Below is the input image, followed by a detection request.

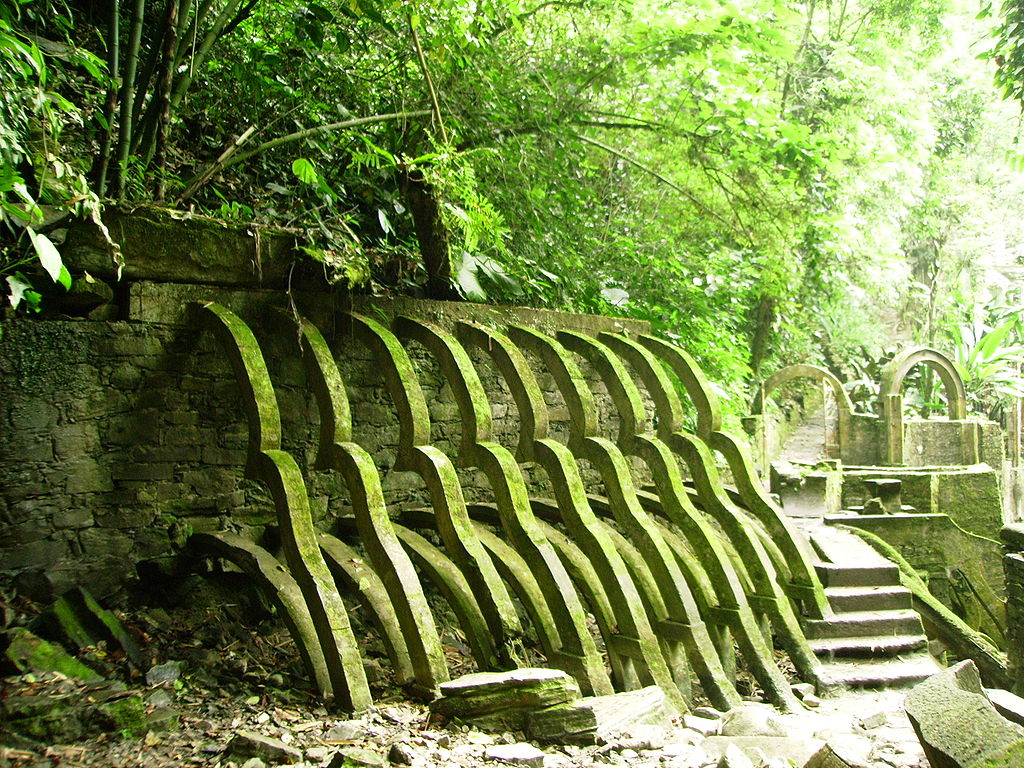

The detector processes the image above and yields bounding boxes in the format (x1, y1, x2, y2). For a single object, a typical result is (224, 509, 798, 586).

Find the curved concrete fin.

(323, 442, 450, 692)
(470, 523, 564, 664)
(194, 301, 281, 476)
(189, 532, 332, 699)
(345, 313, 522, 650)
(397, 319, 612, 696)
(668, 433, 823, 688)
(634, 334, 723, 438)
(582, 437, 736, 707)
(557, 331, 646, 446)
(344, 313, 430, 469)
(300, 318, 449, 692)
(299, 318, 353, 464)
(507, 328, 734, 708)
(456, 321, 549, 461)
(194, 302, 370, 711)
(600, 524, 692, 703)
(528, 517, 633, 687)
(392, 522, 499, 670)
(598, 333, 687, 439)
(394, 316, 492, 461)
(407, 445, 523, 645)
(709, 431, 830, 619)
(461, 323, 684, 709)
(505, 325, 598, 446)
(529, 439, 685, 710)
(257, 449, 373, 712)
(318, 533, 415, 687)
(558, 329, 797, 704)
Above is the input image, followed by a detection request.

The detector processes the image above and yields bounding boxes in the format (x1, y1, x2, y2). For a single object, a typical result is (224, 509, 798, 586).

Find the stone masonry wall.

(0, 283, 655, 602)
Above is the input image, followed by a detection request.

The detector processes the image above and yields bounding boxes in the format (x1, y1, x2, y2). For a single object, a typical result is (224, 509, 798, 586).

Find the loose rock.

(484, 743, 546, 768)
(228, 730, 303, 764)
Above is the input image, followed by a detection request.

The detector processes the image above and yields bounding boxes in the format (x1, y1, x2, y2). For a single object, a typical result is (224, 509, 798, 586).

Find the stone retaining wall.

(0, 284, 653, 602)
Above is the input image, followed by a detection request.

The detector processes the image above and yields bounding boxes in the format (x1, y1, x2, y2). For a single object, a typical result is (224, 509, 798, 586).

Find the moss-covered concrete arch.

(753, 364, 855, 418)
(879, 347, 969, 465)
(879, 348, 967, 419)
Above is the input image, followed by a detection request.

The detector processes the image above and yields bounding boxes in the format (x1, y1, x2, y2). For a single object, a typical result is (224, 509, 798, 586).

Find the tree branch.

(175, 110, 432, 203)
(574, 133, 731, 227)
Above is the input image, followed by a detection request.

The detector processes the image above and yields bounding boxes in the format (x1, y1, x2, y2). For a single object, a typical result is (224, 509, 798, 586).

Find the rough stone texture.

(4, 627, 103, 681)
(0, 283, 648, 601)
(702, 737, 826, 767)
(525, 685, 671, 744)
(227, 730, 303, 764)
(1002, 527, 1024, 695)
(719, 705, 789, 737)
(483, 743, 546, 768)
(905, 660, 1024, 768)
(431, 668, 582, 731)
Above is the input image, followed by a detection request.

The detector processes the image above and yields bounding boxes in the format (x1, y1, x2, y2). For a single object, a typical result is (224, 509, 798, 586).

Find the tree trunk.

(749, 295, 777, 374)
(402, 170, 459, 300)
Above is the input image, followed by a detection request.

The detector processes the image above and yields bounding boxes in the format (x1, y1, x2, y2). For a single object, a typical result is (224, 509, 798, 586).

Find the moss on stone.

(5, 627, 103, 681)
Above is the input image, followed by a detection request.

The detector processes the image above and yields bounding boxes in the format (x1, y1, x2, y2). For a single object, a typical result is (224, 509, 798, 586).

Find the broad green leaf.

(27, 228, 65, 284)
(292, 157, 319, 185)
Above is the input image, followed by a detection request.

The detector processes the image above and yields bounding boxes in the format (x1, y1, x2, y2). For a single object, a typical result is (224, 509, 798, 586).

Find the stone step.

(809, 634, 928, 659)
(824, 585, 913, 613)
(821, 655, 940, 689)
(803, 609, 924, 640)
(814, 562, 901, 588)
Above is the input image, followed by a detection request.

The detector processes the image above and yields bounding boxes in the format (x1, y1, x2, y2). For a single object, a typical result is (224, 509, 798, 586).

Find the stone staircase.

(802, 523, 940, 689)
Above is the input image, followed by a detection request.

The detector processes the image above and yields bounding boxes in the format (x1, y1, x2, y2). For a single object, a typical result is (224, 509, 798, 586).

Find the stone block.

(0, 538, 67, 571)
(110, 462, 174, 482)
(701, 737, 826, 767)
(64, 458, 115, 494)
(905, 660, 1024, 768)
(526, 685, 671, 744)
(53, 422, 101, 461)
(432, 668, 581, 730)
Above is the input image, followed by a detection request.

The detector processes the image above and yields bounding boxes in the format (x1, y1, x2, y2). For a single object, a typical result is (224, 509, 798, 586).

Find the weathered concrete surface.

(905, 660, 1024, 768)
(430, 668, 582, 731)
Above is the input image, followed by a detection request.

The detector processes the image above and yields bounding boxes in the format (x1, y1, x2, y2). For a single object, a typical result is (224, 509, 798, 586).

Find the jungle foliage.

(2, 0, 1024, 418)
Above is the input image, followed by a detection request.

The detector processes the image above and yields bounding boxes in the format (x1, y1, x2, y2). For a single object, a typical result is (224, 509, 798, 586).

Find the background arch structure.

(878, 347, 971, 466)
(752, 364, 854, 471)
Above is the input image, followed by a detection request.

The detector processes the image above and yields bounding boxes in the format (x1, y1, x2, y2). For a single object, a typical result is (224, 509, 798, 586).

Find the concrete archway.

(752, 364, 853, 467)
(878, 347, 970, 465)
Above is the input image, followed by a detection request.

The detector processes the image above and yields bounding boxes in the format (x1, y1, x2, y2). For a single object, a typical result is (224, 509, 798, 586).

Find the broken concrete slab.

(227, 730, 303, 764)
(986, 687, 1024, 729)
(715, 744, 755, 768)
(904, 660, 1024, 768)
(48, 587, 144, 668)
(4, 627, 103, 681)
(720, 704, 789, 737)
(701, 736, 826, 767)
(328, 747, 387, 768)
(526, 685, 672, 744)
(484, 743, 546, 768)
(432, 668, 582, 731)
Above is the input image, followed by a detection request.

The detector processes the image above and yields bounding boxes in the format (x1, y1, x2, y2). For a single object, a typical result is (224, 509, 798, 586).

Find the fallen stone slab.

(328, 747, 387, 768)
(986, 687, 1024, 729)
(431, 668, 581, 731)
(701, 736, 826, 767)
(525, 685, 671, 744)
(484, 743, 546, 768)
(905, 660, 1024, 768)
(720, 704, 788, 737)
(227, 730, 302, 764)
(716, 744, 755, 768)
(4, 627, 103, 681)
(48, 587, 144, 668)
(804, 743, 863, 768)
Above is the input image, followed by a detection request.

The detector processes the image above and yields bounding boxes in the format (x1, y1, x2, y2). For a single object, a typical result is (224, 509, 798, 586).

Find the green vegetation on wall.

(2, 0, 1024, 420)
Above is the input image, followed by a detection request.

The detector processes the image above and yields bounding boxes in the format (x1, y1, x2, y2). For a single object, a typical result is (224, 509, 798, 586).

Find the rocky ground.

(0, 574, 929, 768)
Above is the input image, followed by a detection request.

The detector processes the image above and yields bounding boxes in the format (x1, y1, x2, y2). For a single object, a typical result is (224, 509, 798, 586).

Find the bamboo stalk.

(95, 0, 120, 197)
(112, 0, 147, 198)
